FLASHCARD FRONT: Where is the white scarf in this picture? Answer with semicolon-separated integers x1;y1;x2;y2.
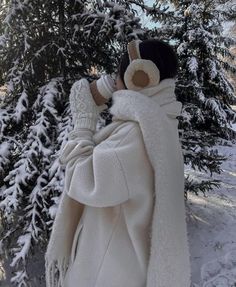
110;78;191;287
45;78;191;287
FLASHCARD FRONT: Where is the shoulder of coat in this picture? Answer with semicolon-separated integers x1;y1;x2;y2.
93;120;141;148
104;120;141;149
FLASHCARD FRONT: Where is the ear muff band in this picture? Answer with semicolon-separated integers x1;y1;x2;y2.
127;40;142;61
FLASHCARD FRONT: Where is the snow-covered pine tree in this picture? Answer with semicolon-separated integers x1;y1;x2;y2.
132;0;236;195
0;0;146;285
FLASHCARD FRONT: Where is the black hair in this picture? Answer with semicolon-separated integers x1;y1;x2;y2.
118;39;179;88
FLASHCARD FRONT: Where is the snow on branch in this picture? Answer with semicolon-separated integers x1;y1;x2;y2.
187;56;198;75
14;89;28;123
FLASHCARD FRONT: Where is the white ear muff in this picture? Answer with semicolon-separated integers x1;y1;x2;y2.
124;40;161;91
124;59;160;91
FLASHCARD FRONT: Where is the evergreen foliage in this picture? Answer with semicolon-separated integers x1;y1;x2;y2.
132;0;236;195
0;1;144;285
0;0;236;285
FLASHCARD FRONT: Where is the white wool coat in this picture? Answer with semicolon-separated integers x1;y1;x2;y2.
53;78;191;287
58;119;155;287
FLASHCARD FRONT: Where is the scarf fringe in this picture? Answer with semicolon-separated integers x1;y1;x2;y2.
45;256;69;287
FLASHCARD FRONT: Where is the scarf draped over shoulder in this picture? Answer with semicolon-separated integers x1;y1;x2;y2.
110;78;191;287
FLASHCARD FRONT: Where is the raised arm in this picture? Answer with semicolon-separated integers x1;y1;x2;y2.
59;78;129;207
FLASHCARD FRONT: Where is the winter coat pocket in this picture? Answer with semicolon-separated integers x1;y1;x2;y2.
70;221;83;264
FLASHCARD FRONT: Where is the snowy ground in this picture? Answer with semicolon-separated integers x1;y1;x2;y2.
186;137;236;287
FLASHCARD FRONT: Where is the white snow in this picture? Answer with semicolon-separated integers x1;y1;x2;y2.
0;142;11;160
177;42;188;55
207;59;218;80
14;89;28;123
186;138;236;286
188;56;198;74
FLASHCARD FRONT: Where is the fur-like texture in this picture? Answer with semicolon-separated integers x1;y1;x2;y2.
110;78;191;287
124;59;161;90
45;77;191;287
124;39;161;90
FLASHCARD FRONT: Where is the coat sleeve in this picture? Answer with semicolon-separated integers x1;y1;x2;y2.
58;128;132;207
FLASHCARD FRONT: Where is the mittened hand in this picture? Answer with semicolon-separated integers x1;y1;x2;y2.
69;78;108;132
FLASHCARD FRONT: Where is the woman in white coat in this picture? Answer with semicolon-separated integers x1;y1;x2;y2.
45;39;191;287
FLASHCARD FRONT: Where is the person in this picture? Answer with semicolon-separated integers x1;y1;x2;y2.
45;39;191;287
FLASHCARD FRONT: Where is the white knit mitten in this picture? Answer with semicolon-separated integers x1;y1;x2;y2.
69;78;108;132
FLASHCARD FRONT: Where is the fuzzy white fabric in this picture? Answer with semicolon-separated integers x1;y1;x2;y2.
124;39;160;91
69;79;107;132
96;74;116;100
45;78;191;287
110;78;191;287
124;59;161;91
